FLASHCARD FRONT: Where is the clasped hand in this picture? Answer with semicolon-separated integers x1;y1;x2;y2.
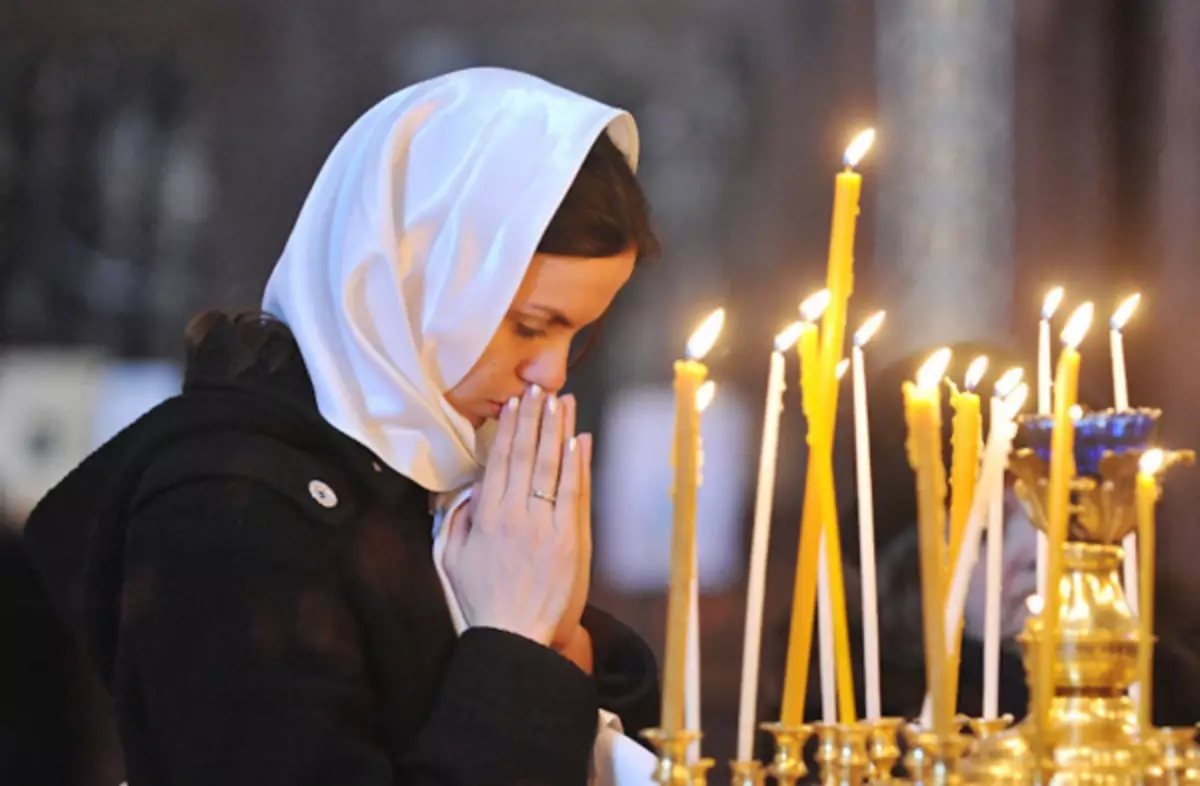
444;385;593;660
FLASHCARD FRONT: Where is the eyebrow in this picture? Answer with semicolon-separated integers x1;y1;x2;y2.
520;304;575;329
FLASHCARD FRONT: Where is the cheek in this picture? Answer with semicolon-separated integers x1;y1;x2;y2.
458;336;523;393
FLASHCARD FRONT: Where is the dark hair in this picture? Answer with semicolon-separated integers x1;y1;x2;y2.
538;131;659;264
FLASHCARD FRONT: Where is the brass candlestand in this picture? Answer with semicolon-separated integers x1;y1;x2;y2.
814;723;840;785
960;410;1194;784
834;724;872;785
642;729;713;786
867;718;905;783
762;722;814;786
727;759;767;786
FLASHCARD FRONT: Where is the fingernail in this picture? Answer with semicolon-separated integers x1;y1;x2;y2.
527;384;542;399
506;396;519;411
568;436;578;454
547;395;557;414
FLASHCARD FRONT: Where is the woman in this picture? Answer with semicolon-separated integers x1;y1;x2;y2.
25;67;661;785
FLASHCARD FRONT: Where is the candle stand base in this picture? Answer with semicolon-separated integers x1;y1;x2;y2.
762;722;813;786
833;723;871;785
866;718;905;783
641;728;706;786
727;760;766;786
814;723;840;785
901;727;971;786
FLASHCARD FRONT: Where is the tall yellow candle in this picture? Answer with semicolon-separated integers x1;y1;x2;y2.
1036;302;1093;742
663;308;724;735
780;130;874;727
945;356;987;711
903;348;953;739
1135;448;1163;734
780;291;829;726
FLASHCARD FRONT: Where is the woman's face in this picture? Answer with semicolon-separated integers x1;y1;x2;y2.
445;248;636;427
963;485;1040;642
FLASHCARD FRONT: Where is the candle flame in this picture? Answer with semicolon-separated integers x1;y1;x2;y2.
1069;404;1083;421
1041;287;1064;320
686;308;725;360
843;128;876;169
964;356;989;392
1140;448;1165;476
1061;302;1094;349
916;348;952;390
1026;595;1044;616
994;367;1025;399
696;380;716;412
774;321;805;352
799;289;831;323
836;358;850;380
1005;383;1030;413
1110;293;1141;331
854;311;886;347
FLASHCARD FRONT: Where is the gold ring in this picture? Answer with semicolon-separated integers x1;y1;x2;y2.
529;488;557;505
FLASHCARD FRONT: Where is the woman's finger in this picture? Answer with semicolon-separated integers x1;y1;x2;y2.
561;394;577;443
479;396;518;509
553;437;582;533
576;433;593;599
503;385;545;507
528;394;565;515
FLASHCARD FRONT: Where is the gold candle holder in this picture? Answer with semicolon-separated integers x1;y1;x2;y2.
903;727;970;786
833;724;871;785
964;715;1013;743
866;718;905;783
762;722;813;786
641;728;702;786
727;759;766;786
688;758;716;786
814;723;841;785
1146;727;1200;785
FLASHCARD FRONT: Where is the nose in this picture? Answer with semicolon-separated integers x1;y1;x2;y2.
521;342;569;394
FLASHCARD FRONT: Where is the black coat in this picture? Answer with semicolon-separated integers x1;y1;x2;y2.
23;320;660;786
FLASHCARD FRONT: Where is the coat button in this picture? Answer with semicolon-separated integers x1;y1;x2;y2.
308;480;338;509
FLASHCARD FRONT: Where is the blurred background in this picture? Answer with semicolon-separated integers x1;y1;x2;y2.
3;0;1200;783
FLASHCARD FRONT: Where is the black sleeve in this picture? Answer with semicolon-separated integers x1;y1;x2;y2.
122;477;598;786
581;605;661;741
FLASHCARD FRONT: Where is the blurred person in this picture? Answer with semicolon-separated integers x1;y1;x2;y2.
23;68;662;786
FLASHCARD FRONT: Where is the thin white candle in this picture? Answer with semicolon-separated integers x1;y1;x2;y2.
734;325;800;761
817;530;837;724
1037;288;1062;601
983;395;1006;719
1110;292;1141;711
852;311;886;720
920;375;1026;726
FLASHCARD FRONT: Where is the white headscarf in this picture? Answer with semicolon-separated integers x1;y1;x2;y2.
264;67;638;492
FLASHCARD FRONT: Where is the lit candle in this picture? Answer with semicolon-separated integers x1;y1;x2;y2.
735;323;802;762
903;348;954;738
685;380;716;762
852;311;886;720
1037;287;1063;599
779;290;830;726
1037;302;1094;741
984;373;1026;719
945;356;987;713
664;309;724;736
1111;294;1143;678
919;374;1025;727
1135;448;1163;734
816;358;853;725
780;128;874;728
